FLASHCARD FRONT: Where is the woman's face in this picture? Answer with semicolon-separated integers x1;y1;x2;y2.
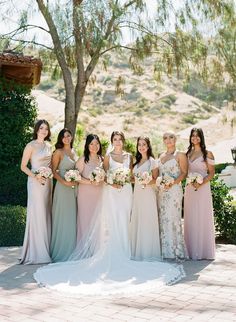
62;131;72;146
163;133;176;148
89;139;100;154
191;131;201;145
37;123;49;140
112;134;123;148
138;139;148;155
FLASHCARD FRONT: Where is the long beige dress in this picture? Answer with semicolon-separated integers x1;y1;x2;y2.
20;141;52;264
130;157;161;261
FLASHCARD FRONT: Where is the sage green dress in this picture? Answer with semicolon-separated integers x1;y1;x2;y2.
50;154;77;262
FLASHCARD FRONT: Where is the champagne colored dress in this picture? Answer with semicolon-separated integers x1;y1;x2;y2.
184;156;215;260
157;156;186;260
20;141;52;264
50;154;77;262
130;157;161;261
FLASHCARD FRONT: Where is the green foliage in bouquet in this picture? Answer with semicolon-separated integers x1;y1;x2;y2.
0;205;26;246
211;175;236;244
0;77;37;206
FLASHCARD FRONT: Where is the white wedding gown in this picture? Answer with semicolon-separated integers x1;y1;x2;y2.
34;154;185;295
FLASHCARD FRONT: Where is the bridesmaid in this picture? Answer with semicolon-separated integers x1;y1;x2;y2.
157;131;187;260
20;119;52;264
75;134;104;254
130;136;161;261
184;128;215;260
50;128;78;262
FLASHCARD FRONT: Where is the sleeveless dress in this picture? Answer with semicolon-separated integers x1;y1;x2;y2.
76;158;104;250
50;154;77;262
130;157;161;261
158;155;186;260
184;156;215;260
20;141;52;264
34;153;185;295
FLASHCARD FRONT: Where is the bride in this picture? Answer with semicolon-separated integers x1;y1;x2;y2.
34;131;185;295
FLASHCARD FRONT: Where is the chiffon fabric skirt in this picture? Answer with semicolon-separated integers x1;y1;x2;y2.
184;183;215;260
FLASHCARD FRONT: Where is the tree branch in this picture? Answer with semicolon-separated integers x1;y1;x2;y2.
0;36;53;50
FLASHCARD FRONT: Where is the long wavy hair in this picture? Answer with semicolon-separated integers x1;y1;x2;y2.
110;131;125;143
84;134;102;163
55;128;73;150
33;119;51;141
186;128;207;161
134;136;154;167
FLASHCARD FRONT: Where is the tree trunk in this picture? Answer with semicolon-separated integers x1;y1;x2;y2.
64;84;86;137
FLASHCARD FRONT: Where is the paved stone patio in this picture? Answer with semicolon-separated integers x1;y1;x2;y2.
0;245;236;322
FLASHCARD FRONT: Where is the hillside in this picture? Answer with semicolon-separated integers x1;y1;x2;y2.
34;53;236;161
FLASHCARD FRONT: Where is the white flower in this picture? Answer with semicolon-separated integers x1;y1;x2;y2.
186;172;203;185
64;169;81;182
35;166;53;179
89;167;105;183
107;168;130;186
156;174;174;187
135;171;152;188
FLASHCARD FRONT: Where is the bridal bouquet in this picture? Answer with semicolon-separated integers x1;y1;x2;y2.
135;171;152;189
34;166;53;185
89;167;105;183
186;172;203;190
107;168;131;188
156;174;174;189
64;169;81;188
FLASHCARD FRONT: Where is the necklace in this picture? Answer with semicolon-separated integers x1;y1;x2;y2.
166;150;176;155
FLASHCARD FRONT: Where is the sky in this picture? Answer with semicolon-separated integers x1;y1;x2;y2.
0;0;183;48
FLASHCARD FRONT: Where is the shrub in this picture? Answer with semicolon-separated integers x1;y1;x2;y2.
0;77;37;206
215;163;230;174
211;175;236;244
0;205;26;246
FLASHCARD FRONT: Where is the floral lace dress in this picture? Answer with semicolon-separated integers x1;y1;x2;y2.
157;157;187;260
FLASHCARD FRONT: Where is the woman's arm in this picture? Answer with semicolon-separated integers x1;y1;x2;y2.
75;157;91;185
103;155;109;172
174;152;188;184
204;151;215;183
52;150;75;187
20;143;45;184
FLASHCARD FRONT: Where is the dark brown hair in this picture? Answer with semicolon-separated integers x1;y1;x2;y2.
84;134;102;163
55;128;73;150
186;128;207;161
33;119;51;141
110;131;125;143
134;136;154;166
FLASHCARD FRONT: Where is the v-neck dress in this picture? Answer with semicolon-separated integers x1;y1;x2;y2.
130;157;161;261
184;156;215;260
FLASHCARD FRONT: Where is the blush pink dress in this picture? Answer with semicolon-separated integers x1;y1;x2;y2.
76;157;103;248
184;156;215;260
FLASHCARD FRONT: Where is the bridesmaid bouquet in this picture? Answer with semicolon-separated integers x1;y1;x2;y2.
156;174;174;189
34;166;53;185
107;168;131;189
186;172;203;191
64;169;81;188
135;171;152;189
89;167;106;183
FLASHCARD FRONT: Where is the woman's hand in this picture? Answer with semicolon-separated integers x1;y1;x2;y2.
64;181;78;187
192;182;201;190
35;174;46;185
112;183;122;189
